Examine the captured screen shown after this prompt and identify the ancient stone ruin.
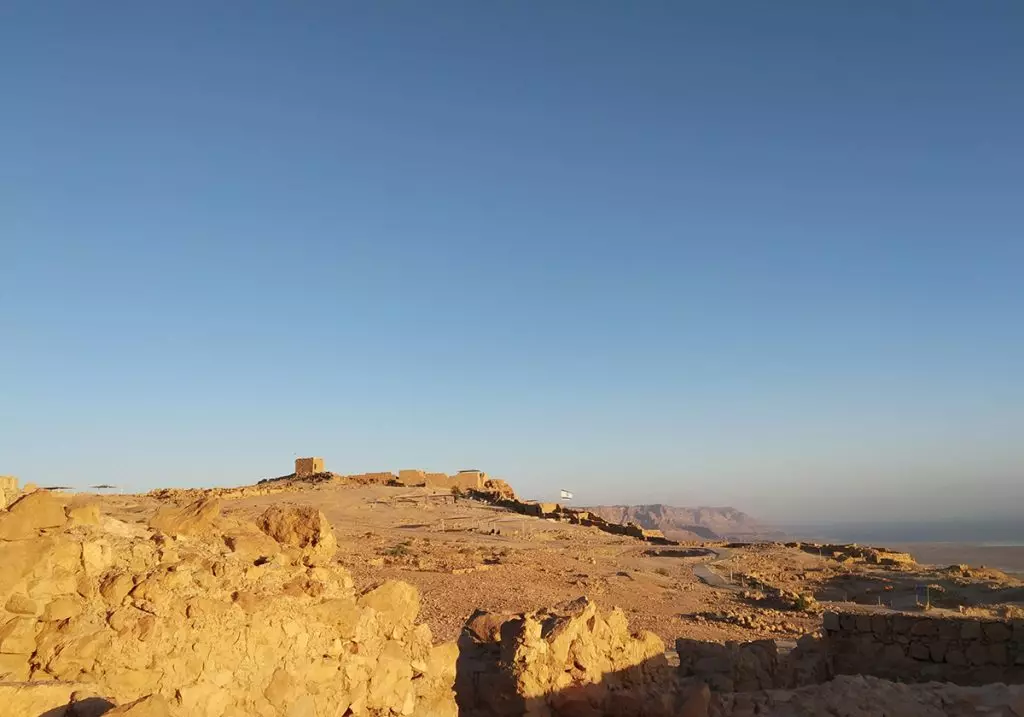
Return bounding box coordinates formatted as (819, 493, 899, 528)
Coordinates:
(294, 457, 325, 478)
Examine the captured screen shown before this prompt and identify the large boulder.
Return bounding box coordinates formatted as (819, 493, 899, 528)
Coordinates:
(255, 504, 337, 565)
(0, 490, 68, 539)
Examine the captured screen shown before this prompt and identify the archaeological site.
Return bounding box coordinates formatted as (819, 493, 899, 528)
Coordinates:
(1, 466, 1022, 716)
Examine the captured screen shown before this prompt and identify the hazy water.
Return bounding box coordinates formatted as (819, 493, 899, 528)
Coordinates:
(784, 518, 1023, 546)
(782, 518, 1024, 573)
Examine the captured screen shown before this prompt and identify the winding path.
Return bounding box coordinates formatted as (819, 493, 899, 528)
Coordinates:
(692, 547, 740, 590)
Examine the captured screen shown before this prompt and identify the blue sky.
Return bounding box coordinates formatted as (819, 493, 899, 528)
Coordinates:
(2, 2, 1022, 521)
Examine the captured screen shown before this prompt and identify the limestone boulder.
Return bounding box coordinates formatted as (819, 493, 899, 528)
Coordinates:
(255, 504, 337, 564)
(358, 580, 421, 634)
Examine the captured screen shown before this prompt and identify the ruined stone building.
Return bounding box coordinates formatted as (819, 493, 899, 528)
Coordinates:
(294, 457, 325, 478)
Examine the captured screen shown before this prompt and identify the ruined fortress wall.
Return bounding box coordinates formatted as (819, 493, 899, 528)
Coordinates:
(424, 472, 449, 486)
(397, 470, 427, 487)
(449, 472, 485, 491)
(676, 635, 829, 693)
(825, 610, 1024, 686)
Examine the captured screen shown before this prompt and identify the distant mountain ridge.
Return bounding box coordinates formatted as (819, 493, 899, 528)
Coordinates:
(583, 504, 768, 542)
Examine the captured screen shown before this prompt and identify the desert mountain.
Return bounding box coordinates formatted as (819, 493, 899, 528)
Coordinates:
(583, 504, 769, 541)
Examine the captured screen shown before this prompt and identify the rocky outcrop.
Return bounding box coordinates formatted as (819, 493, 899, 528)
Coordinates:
(478, 478, 517, 502)
(456, 597, 690, 717)
(585, 505, 768, 542)
(0, 494, 457, 716)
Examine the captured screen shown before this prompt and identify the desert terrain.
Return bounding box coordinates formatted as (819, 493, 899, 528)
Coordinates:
(1, 469, 1023, 716)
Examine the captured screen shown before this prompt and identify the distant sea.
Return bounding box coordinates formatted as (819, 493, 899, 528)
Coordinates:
(781, 518, 1024, 574)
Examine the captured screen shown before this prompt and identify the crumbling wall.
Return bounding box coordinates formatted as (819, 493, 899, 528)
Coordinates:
(456, 597, 685, 717)
(476, 497, 682, 547)
(824, 609, 1024, 685)
(0, 492, 458, 716)
(450, 471, 486, 492)
(789, 542, 916, 567)
(676, 635, 829, 693)
(677, 611, 1024, 691)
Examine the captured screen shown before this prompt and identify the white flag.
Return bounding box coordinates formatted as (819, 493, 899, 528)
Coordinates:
(560, 489, 573, 500)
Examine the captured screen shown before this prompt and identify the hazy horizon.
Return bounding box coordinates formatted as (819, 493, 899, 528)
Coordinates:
(3, 3, 1022, 524)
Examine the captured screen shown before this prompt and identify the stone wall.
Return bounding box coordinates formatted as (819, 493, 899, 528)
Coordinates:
(678, 610, 1024, 693)
(825, 609, 1024, 686)
(478, 497, 681, 546)
(676, 634, 829, 693)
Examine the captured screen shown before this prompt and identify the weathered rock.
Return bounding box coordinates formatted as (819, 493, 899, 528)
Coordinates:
(148, 497, 224, 537)
(99, 572, 135, 606)
(457, 597, 677, 717)
(0, 615, 38, 653)
(0, 652, 31, 680)
(222, 529, 281, 559)
(5, 592, 39, 615)
(359, 580, 421, 633)
(464, 608, 510, 643)
(9, 489, 67, 525)
(480, 478, 517, 501)
(0, 492, 458, 717)
(66, 503, 101, 526)
(103, 694, 173, 716)
(42, 596, 84, 621)
(256, 504, 337, 565)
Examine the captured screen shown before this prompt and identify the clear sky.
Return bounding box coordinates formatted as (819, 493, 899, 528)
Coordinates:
(3, 2, 1022, 522)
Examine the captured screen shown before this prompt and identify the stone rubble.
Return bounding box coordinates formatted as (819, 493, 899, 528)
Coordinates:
(456, 596, 692, 717)
(0, 489, 457, 716)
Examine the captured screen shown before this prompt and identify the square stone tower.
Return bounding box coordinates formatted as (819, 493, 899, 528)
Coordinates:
(295, 457, 325, 477)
